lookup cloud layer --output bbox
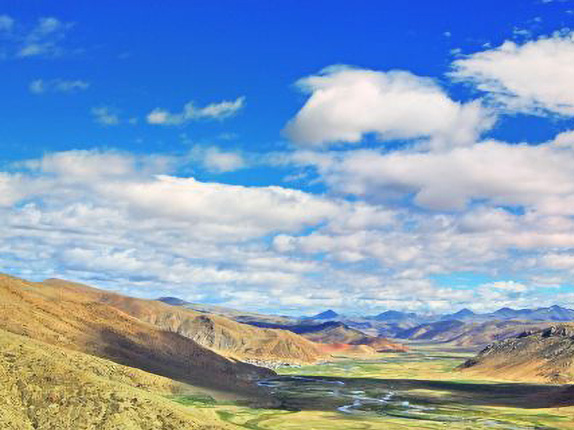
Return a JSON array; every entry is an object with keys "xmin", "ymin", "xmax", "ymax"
[{"xmin": 2, "ymin": 145, "xmax": 574, "ymax": 314}]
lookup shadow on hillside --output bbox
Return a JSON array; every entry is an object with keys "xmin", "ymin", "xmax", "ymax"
[
  {"xmin": 95, "ymin": 327, "xmax": 272, "ymax": 399},
  {"xmin": 271, "ymin": 375, "xmax": 574, "ymax": 410}
]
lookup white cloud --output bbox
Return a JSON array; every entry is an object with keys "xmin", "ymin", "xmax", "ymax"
[
  {"xmin": 201, "ymin": 147, "xmax": 246, "ymax": 173},
  {"xmin": 91, "ymin": 107, "xmax": 121, "ymax": 126},
  {"xmin": 147, "ymin": 96, "xmax": 245, "ymax": 125},
  {"xmin": 29, "ymin": 78, "xmax": 89, "ymax": 94},
  {"xmin": 284, "ymin": 66, "xmax": 494, "ymax": 149},
  {"xmin": 2, "ymin": 147, "xmax": 574, "ymax": 313},
  {"xmin": 0, "ymin": 15, "xmax": 14, "ymax": 32},
  {"xmin": 290, "ymin": 131, "xmax": 574, "ymax": 212},
  {"xmin": 452, "ymin": 32, "xmax": 574, "ymax": 115},
  {"xmin": 102, "ymin": 175, "xmax": 339, "ymax": 239},
  {"xmin": 541, "ymin": 253, "xmax": 574, "ymax": 271},
  {"xmin": 0, "ymin": 16, "xmax": 78, "ymax": 60},
  {"xmin": 18, "ymin": 17, "xmax": 73, "ymax": 58},
  {"xmin": 483, "ymin": 281, "xmax": 529, "ymax": 293},
  {"xmin": 0, "ymin": 150, "xmax": 378, "ymax": 312},
  {"xmin": 37, "ymin": 150, "xmax": 140, "ymax": 180}
]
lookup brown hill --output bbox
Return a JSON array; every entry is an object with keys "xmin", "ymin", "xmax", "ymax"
[
  {"xmin": 0, "ymin": 274, "xmax": 271, "ymax": 395},
  {"xmin": 0, "ymin": 327, "xmax": 231, "ymax": 430},
  {"xmin": 292, "ymin": 322, "xmax": 408, "ymax": 352},
  {"xmin": 353, "ymin": 336, "xmax": 409, "ymax": 352},
  {"xmin": 317, "ymin": 343, "xmax": 377, "ymax": 356},
  {"xmin": 296, "ymin": 321, "xmax": 370, "ymax": 344},
  {"xmin": 460, "ymin": 324, "xmax": 574, "ymax": 383},
  {"xmin": 41, "ymin": 278, "xmax": 327, "ymax": 365},
  {"xmin": 235, "ymin": 320, "xmax": 407, "ymax": 353}
]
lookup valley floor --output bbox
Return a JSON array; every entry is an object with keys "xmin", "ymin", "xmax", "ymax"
[{"xmin": 172, "ymin": 345, "xmax": 574, "ymax": 430}]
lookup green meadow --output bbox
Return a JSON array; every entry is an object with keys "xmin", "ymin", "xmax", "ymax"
[{"xmin": 172, "ymin": 347, "xmax": 574, "ymax": 429}]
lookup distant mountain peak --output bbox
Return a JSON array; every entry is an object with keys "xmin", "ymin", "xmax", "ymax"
[
  {"xmin": 439, "ymin": 308, "xmax": 476, "ymax": 321},
  {"xmin": 373, "ymin": 310, "xmax": 418, "ymax": 322},
  {"xmin": 157, "ymin": 296, "xmax": 190, "ymax": 306},
  {"xmin": 453, "ymin": 308, "xmax": 475, "ymax": 317},
  {"xmin": 313, "ymin": 310, "xmax": 339, "ymax": 319}
]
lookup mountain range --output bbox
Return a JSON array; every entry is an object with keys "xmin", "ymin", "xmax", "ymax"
[
  {"xmin": 304, "ymin": 305, "xmax": 574, "ymax": 324},
  {"xmin": 159, "ymin": 296, "xmax": 574, "ymax": 348}
]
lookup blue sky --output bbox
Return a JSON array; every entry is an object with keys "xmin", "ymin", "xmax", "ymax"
[{"xmin": 1, "ymin": 0, "xmax": 574, "ymax": 315}]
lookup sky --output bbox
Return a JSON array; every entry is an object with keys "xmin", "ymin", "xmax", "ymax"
[{"xmin": 1, "ymin": 0, "xmax": 574, "ymax": 315}]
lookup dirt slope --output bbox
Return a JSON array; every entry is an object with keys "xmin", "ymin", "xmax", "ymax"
[
  {"xmin": 0, "ymin": 328, "xmax": 231, "ymax": 430},
  {"xmin": 460, "ymin": 324, "xmax": 574, "ymax": 383}
]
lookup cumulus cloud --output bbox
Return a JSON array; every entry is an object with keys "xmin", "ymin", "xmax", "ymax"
[
  {"xmin": 451, "ymin": 32, "xmax": 574, "ymax": 116},
  {"xmin": 284, "ymin": 66, "xmax": 495, "ymax": 149},
  {"xmin": 147, "ymin": 96, "xmax": 245, "ymax": 125},
  {"xmin": 290, "ymin": 130, "xmax": 574, "ymax": 212},
  {"xmin": 29, "ymin": 78, "xmax": 89, "ymax": 94}
]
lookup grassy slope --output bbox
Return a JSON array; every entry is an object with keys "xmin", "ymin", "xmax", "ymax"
[{"xmin": 0, "ymin": 328, "xmax": 233, "ymax": 430}]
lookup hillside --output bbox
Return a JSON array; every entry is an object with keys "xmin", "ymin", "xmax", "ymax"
[
  {"xmin": 44, "ymin": 278, "xmax": 326, "ymax": 365},
  {"xmin": 353, "ymin": 336, "xmax": 409, "ymax": 352},
  {"xmin": 243, "ymin": 320, "xmax": 407, "ymax": 352},
  {"xmin": 0, "ymin": 274, "xmax": 272, "ymax": 395},
  {"xmin": 397, "ymin": 320, "xmax": 467, "ymax": 342},
  {"xmin": 0, "ymin": 328, "xmax": 231, "ymax": 430},
  {"xmin": 397, "ymin": 319, "xmax": 553, "ymax": 347},
  {"xmin": 460, "ymin": 324, "xmax": 574, "ymax": 383},
  {"xmin": 247, "ymin": 321, "xmax": 367, "ymax": 343},
  {"xmin": 445, "ymin": 320, "xmax": 554, "ymax": 347},
  {"xmin": 301, "ymin": 321, "xmax": 368, "ymax": 343}
]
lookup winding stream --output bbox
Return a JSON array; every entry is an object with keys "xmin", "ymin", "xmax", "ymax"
[{"xmin": 254, "ymin": 353, "xmax": 559, "ymax": 430}]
